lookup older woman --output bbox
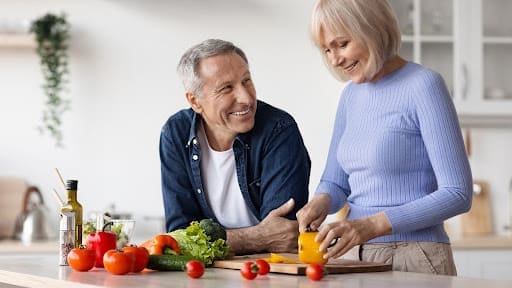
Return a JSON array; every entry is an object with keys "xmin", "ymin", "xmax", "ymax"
[{"xmin": 296, "ymin": 0, "xmax": 472, "ymax": 275}]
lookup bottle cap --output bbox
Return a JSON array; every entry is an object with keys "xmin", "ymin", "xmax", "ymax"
[
  {"xmin": 60, "ymin": 211, "xmax": 75, "ymax": 231},
  {"xmin": 66, "ymin": 180, "xmax": 78, "ymax": 190}
]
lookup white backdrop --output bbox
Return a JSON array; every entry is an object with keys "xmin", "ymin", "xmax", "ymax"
[
  {"xmin": 1, "ymin": 0, "xmax": 511, "ymax": 239},
  {"xmin": 0, "ymin": 0, "xmax": 343, "ymax": 238}
]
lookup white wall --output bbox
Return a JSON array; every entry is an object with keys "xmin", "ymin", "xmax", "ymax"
[
  {"xmin": 1, "ymin": 1, "xmax": 511, "ymax": 240},
  {"xmin": 0, "ymin": 0, "xmax": 342, "ymax": 239}
]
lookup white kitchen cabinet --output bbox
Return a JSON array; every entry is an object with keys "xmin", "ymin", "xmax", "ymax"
[
  {"xmin": 453, "ymin": 249, "xmax": 512, "ymax": 280},
  {"xmin": 390, "ymin": 0, "xmax": 512, "ymax": 121}
]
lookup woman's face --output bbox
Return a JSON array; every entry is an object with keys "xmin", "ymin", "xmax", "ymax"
[{"xmin": 319, "ymin": 26, "xmax": 370, "ymax": 84}]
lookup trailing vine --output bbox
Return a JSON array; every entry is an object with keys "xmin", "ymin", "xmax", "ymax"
[{"xmin": 30, "ymin": 13, "xmax": 70, "ymax": 147}]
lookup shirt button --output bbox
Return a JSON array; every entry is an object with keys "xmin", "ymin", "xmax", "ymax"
[
  {"xmin": 192, "ymin": 154, "xmax": 198, "ymax": 161},
  {"xmin": 192, "ymin": 139, "xmax": 198, "ymax": 145},
  {"xmin": 197, "ymin": 189, "xmax": 202, "ymax": 194}
]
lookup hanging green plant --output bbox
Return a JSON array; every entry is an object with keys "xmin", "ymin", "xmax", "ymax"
[{"xmin": 30, "ymin": 13, "xmax": 70, "ymax": 147}]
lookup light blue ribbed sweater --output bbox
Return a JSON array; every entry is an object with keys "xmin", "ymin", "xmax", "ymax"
[{"xmin": 317, "ymin": 62, "xmax": 473, "ymax": 243}]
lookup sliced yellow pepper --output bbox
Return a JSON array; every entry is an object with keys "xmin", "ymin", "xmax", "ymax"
[{"xmin": 263, "ymin": 253, "xmax": 298, "ymax": 264}]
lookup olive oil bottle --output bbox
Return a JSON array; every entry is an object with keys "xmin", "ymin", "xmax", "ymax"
[{"xmin": 61, "ymin": 180, "xmax": 83, "ymax": 247}]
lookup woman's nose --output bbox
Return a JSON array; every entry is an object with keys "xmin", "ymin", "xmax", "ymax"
[{"xmin": 329, "ymin": 53, "xmax": 343, "ymax": 67}]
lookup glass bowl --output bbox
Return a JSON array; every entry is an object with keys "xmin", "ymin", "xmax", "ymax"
[{"xmin": 110, "ymin": 219, "xmax": 136, "ymax": 249}]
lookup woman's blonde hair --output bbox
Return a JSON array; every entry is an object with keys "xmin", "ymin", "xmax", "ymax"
[{"xmin": 310, "ymin": 0, "xmax": 401, "ymax": 81}]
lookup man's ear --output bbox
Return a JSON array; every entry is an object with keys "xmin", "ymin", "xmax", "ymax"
[{"xmin": 186, "ymin": 91, "xmax": 202, "ymax": 114}]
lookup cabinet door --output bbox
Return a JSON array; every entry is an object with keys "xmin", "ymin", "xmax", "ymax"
[
  {"xmin": 453, "ymin": 249, "xmax": 512, "ymax": 280},
  {"xmin": 482, "ymin": 0, "xmax": 512, "ymax": 108},
  {"xmin": 392, "ymin": 0, "xmax": 512, "ymax": 118},
  {"xmin": 390, "ymin": 0, "xmax": 455, "ymax": 97},
  {"xmin": 454, "ymin": 0, "xmax": 512, "ymax": 116}
]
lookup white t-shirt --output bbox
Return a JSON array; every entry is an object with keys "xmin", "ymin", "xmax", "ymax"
[{"xmin": 197, "ymin": 122, "xmax": 259, "ymax": 229}]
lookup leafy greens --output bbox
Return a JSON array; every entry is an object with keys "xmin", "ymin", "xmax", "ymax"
[{"xmin": 168, "ymin": 221, "xmax": 230, "ymax": 266}]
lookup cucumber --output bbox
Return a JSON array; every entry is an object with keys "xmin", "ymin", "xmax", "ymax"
[{"xmin": 146, "ymin": 255, "xmax": 194, "ymax": 271}]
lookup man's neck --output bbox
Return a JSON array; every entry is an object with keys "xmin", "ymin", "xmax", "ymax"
[{"xmin": 201, "ymin": 120, "xmax": 234, "ymax": 151}]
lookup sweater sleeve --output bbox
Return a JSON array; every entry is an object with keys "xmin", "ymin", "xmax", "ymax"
[
  {"xmin": 315, "ymin": 87, "xmax": 352, "ymax": 214},
  {"xmin": 384, "ymin": 71, "xmax": 473, "ymax": 233}
]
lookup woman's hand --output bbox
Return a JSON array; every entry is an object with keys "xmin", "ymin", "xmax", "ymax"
[
  {"xmin": 296, "ymin": 193, "xmax": 332, "ymax": 232},
  {"xmin": 316, "ymin": 212, "xmax": 392, "ymax": 259}
]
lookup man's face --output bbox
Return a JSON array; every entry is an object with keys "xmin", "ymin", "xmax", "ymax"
[{"xmin": 188, "ymin": 53, "xmax": 257, "ymax": 150}]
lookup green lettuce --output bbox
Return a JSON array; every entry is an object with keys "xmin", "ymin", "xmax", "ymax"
[{"xmin": 167, "ymin": 221, "xmax": 230, "ymax": 266}]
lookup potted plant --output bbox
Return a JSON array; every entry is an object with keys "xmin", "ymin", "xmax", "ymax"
[{"xmin": 30, "ymin": 13, "xmax": 70, "ymax": 147}]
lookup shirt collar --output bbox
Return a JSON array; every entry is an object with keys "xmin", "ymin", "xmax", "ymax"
[
  {"xmin": 185, "ymin": 110, "xmax": 249, "ymax": 149},
  {"xmin": 186, "ymin": 112, "xmax": 201, "ymax": 148}
]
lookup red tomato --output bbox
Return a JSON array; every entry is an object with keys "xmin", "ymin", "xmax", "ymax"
[
  {"xmin": 103, "ymin": 249, "xmax": 135, "ymax": 275},
  {"xmin": 254, "ymin": 259, "xmax": 270, "ymax": 275},
  {"xmin": 185, "ymin": 260, "xmax": 205, "ymax": 279},
  {"xmin": 240, "ymin": 261, "xmax": 258, "ymax": 280},
  {"xmin": 306, "ymin": 263, "xmax": 325, "ymax": 281},
  {"xmin": 67, "ymin": 246, "xmax": 95, "ymax": 272},
  {"xmin": 123, "ymin": 245, "xmax": 149, "ymax": 273}
]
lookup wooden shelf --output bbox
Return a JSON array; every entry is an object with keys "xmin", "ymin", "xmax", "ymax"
[
  {"xmin": 0, "ymin": 33, "xmax": 35, "ymax": 48},
  {"xmin": 401, "ymin": 35, "xmax": 453, "ymax": 43},
  {"xmin": 483, "ymin": 37, "xmax": 512, "ymax": 44},
  {"xmin": 451, "ymin": 235, "xmax": 512, "ymax": 249}
]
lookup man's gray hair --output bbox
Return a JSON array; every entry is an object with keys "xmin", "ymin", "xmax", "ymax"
[{"xmin": 177, "ymin": 39, "xmax": 249, "ymax": 96}]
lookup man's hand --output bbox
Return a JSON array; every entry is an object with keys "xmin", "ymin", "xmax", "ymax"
[
  {"xmin": 257, "ymin": 198, "xmax": 299, "ymax": 253},
  {"xmin": 226, "ymin": 198, "xmax": 299, "ymax": 254}
]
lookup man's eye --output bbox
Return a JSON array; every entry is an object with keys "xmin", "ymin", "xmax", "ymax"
[
  {"xmin": 219, "ymin": 86, "xmax": 233, "ymax": 94},
  {"xmin": 323, "ymin": 48, "xmax": 331, "ymax": 54},
  {"xmin": 242, "ymin": 78, "xmax": 252, "ymax": 86}
]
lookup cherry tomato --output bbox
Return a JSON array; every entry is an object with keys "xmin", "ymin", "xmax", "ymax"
[
  {"xmin": 254, "ymin": 259, "xmax": 270, "ymax": 275},
  {"xmin": 306, "ymin": 263, "xmax": 325, "ymax": 281},
  {"xmin": 67, "ymin": 245, "xmax": 95, "ymax": 272},
  {"xmin": 103, "ymin": 249, "xmax": 135, "ymax": 275},
  {"xmin": 240, "ymin": 261, "xmax": 258, "ymax": 280},
  {"xmin": 123, "ymin": 245, "xmax": 149, "ymax": 273},
  {"xmin": 185, "ymin": 260, "xmax": 205, "ymax": 278}
]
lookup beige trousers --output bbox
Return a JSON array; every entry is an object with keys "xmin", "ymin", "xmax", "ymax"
[{"xmin": 343, "ymin": 242, "xmax": 457, "ymax": 275}]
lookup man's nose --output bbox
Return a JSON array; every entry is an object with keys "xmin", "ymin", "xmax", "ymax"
[{"xmin": 235, "ymin": 85, "xmax": 254, "ymax": 101}]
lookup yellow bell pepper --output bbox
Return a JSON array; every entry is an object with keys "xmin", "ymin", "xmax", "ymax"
[{"xmin": 263, "ymin": 253, "xmax": 298, "ymax": 264}]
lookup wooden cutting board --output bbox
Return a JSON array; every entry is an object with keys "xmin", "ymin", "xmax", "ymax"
[
  {"xmin": 213, "ymin": 253, "xmax": 391, "ymax": 275},
  {"xmin": 0, "ymin": 178, "xmax": 27, "ymax": 239},
  {"xmin": 460, "ymin": 180, "xmax": 492, "ymax": 236}
]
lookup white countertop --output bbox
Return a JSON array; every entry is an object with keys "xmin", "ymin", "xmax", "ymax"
[
  {"xmin": 1, "ymin": 253, "xmax": 512, "ymax": 288},
  {"xmin": 2, "ymin": 234, "xmax": 511, "ymax": 255},
  {"xmin": 1, "ymin": 234, "xmax": 511, "ymax": 256}
]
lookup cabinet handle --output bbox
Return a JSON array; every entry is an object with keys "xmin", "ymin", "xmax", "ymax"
[{"xmin": 462, "ymin": 63, "xmax": 468, "ymax": 100}]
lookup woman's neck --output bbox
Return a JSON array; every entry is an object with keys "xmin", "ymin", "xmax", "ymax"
[{"xmin": 370, "ymin": 55, "xmax": 408, "ymax": 83}]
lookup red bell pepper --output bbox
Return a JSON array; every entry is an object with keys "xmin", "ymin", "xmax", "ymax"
[{"xmin": 86, "ymin": 225, "xmax": 117, "ymax": 268}]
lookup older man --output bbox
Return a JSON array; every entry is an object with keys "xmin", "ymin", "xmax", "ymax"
[{"xmin": 160, "ymin": 39, "xmax": 310, "ymax": 254}]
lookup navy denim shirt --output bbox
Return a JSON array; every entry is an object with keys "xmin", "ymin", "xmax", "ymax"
[{"xmin": 160, "ymin": 100, "xmax": 311, "ymax": 232}]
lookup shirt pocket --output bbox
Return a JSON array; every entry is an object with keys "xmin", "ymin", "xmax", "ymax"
[
  {"xmin": 248, "ymin": 178, "xmax": 261, "ymax": 195},
  {"xmin": 247, "ymin": 178, "xmax": 262, "ymax": 212}
]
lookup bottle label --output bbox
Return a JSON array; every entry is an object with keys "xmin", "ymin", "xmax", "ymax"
[
  {"xmin": 59, "ymin": 230, "xmax": 75, "ymax": 266},
  {"xmin": 59, "ymin": 212, "xmax": 75, "ymax": 266}
]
